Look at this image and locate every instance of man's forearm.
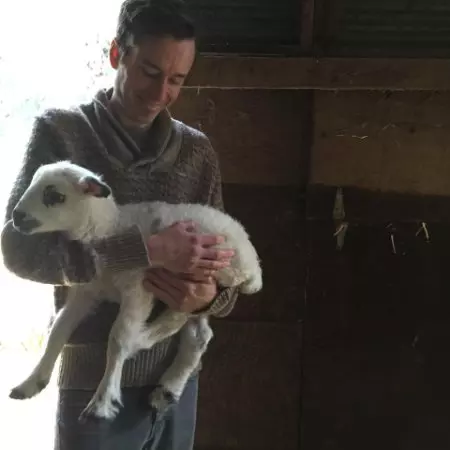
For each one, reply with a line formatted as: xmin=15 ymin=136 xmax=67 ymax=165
xmin=1 ymin=220 xmax=96 ymax=286
xmin=91 ymin=225 xmax=151 ymax=274
xmin=192 ymin=285 xmax=239 ymax=318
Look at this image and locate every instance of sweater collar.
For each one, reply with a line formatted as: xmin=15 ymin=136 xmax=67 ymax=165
xmin=92 ymin=88 xmax=181 ymax=170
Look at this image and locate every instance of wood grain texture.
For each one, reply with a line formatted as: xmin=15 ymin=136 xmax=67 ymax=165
xmin=301 ymin=218 xmax=450 ymax=450
xmin=171 ymin=90 xmax=309 ymax=186
xmin=300 ymin=0 xmax=316 ymax=52
xmin=307 ymin=184 xmax=450 ymax=223
xmin=185 ymin=56 xmax=450 ymax=90
xmin=311 ymin=91 xmax=450 ymax=196
xmin=195 ymin=321 xmax=302 ymax=450
xmin=221 ymin=184 xmax=306 ymax=322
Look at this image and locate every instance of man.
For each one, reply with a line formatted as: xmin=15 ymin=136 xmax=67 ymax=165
xmin=1 ymin=0 xmax=238 ymax=448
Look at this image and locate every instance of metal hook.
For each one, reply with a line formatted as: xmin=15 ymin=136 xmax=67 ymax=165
xmin=390 ymin=234 xmax=397 ymax=254
xmin=416 ymin=221 xmax=431 ymax=243
xmin=333 ymin=187 xmax=348 ymax=250
xmin=386 ymin=223 xmax=397 ymax=254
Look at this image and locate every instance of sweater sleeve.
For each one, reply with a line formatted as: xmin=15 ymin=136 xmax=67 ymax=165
xmin=192 ymin=141 xmax=239 ymax=318
xmin=1 ymin=115 xmax=151 ymax=286
xmin=1 ymin=116 xmax=97 ymax=285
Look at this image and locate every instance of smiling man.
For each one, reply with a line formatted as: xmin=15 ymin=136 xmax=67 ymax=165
xmin=1 ymin=1 xmax=238 ymax=449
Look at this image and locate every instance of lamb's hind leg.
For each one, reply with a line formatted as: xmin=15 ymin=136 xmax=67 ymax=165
xmin=149 ymin=316 xmax=213 ymax=418
xmin=10 ymin=286 xmax=96 ymax=400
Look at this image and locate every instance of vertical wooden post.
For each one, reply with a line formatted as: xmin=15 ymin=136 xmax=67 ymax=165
xmin=298 ymin=2 xmax=316 ymax=447
xmin=300 ymin=0 xmax=316 ymax=53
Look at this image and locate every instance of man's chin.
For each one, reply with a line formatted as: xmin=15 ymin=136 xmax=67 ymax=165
xmin=136 ymin=110 xmax=160 ymax=125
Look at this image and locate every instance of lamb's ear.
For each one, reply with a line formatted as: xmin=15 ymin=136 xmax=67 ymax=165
xmin=78 ymin=176 xmax=111 ymax=198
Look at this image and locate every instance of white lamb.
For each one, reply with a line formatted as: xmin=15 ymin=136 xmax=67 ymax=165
xmin=9 ymin=160 xmax=262 ymax=422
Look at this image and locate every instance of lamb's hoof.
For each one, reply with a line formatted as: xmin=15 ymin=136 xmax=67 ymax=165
xmin=9 ymin=388 xmax=27 ymax=400
xmin=9 ymin=379 xmax=48 ymax=400
xmin=78 ymin=397 xmax=123 ymax=424
xmin=149 ymin=385 xmax=176 ymax=420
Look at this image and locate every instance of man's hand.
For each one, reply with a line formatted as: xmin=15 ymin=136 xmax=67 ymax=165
xmin=146 ymin=221 xmax=234 ymax=278
xmin=143 ymin=268 xmax=218 ymax=313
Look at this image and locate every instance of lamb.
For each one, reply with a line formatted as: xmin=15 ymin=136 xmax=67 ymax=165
xmin=8 ymin=160 xmax=262 ymax=422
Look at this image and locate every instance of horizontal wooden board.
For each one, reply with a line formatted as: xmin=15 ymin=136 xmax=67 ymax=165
xmin=311 ymin=90 xmax=450 ymax=196
xmin=189 ymin=0 xmax=299 ymax=54
xmin=185 ymin=56 xmax=450 ymax=90
xmin=307 ymin=184 xmax=450 ymax=223
xmin=195 ymin=321 xmax=302 ymax=450
xmin=221 ymin=184 xmax=306 ymax=322
xmin=171 ymin=90 xmax=308 ymax=186
xmin=301 ymin=221 xmax=450 ymax=449
xmin=327 ymin=0 xmax=450 ymax=58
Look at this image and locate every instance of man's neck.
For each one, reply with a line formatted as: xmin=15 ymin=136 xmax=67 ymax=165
xmin=108 ymin=96 xmax=154 ymax=133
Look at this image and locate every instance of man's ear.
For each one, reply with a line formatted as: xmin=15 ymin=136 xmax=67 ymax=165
xmin=79 ymin=176 xmax=111 ymax=198
xmin=109 ymin=39 xmax=120 ymax=70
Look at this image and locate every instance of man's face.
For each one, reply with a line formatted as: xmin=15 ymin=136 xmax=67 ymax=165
xmin=109 ymin=35 xmax=195 ymax=126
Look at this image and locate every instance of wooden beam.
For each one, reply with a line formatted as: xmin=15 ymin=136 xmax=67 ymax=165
xmin=300 ymin=0 xmax=316 ymax=52
xmin=185 ymin=56 xmax=450 ymax=91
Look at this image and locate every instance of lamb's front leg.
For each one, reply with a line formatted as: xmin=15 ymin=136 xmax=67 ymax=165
xmin=10 ymin=286 xmax=96 ymax=400
xmin=79 ymin=283 xmax=188 ymax=422
xmin=78 ymin=317 xmax=131 ymax=422
xmin=149 ymin=316 xmax=213 ymax=417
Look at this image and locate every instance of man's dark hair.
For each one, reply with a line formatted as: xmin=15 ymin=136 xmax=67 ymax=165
xmin=116 ymin=0 xmax=196 ymax=51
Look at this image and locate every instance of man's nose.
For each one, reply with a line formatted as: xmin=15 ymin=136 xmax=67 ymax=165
xmin=149 ymin=79 xmax=169 ymax=103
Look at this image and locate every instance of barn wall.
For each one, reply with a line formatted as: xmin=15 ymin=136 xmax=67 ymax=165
xmin=170 ymin=77 xmax=450 ymax=448
xmin=303 ymin=90 xmax=450 ymax=448
xmin=171 ymin=90 xmax=309 ymax=449
xmin=312 ymin=91 xmax=450 ymax=196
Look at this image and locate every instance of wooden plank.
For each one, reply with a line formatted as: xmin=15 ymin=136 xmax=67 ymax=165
xmin=221 ymin=184 xmax=306 ymax=322
xmin=311 ymin=91 xmax=450 ymax=196
xmin=300 ymin=0 xmax=316 ymax=52
xmin=195 ymin=321 xmax=302 ymax=450
xmin=301 ymin=219 xmax=450 ymax=449
xmin=312 ymin=0 xmax=343 ymax=56
xmin=171 ymin=90 xmax=309 ymax=186
xmin=307 ymin=184 xmax=450 ymax=224
xmin=185 ymin=55 xmax=450 ymax=90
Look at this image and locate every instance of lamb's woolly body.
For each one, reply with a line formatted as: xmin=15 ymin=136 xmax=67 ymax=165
xmin=79 ymin=199 xmax=261 ymax=293
xmin=10 ymin=161 xmax=262 ymax=421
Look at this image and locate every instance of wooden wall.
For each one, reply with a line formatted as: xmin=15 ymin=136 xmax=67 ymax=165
xmin=171 ymin=83 xmax=450 ymax=450
xmin=302 ymin=91 xmax=450 ymax=449
xmin=312 ymin=91 xmax=450 ymax=196
xmin=171 ymin=90 xmax=309 ymax=449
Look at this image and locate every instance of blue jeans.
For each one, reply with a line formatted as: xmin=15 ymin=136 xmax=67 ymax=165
xmin=54 ymin=376 xmax=198 ymax=450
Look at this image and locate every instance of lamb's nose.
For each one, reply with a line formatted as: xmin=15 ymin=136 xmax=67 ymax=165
xmin=12 ymin=209 xmax=27 ymax=227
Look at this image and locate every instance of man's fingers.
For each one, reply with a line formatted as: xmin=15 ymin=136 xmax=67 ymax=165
xmin=147 ymin=270 xmax=183 ymax=291
xmin=145 ymin=272 xmax=183 ymax=296
xmin=196 ymin=259 xmax=230 ymax=271
xmin=196 ymin=234 xmax=227 ymax=248
xmin=185 ymin=270 xmax=215 ymax=282
xmin=201 ymin=248 xmax=235 ymax=262
xmin=143 ymin=279 xmax=179 ymax=309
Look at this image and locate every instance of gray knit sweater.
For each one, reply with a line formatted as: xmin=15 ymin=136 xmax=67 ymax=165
xmin=1 ymin=88 xmax=238 ymax=389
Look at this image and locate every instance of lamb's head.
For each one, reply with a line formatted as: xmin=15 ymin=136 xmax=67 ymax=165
xmin=12 ymin=161 xmax=112 ymax=235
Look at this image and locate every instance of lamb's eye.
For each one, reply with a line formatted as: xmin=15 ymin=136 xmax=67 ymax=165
xmin=42 ymin=185 xmax=66 ymax=207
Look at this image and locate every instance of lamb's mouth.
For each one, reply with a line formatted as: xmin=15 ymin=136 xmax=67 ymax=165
xmin=13 ymin=217 xmax=41 ymax=234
